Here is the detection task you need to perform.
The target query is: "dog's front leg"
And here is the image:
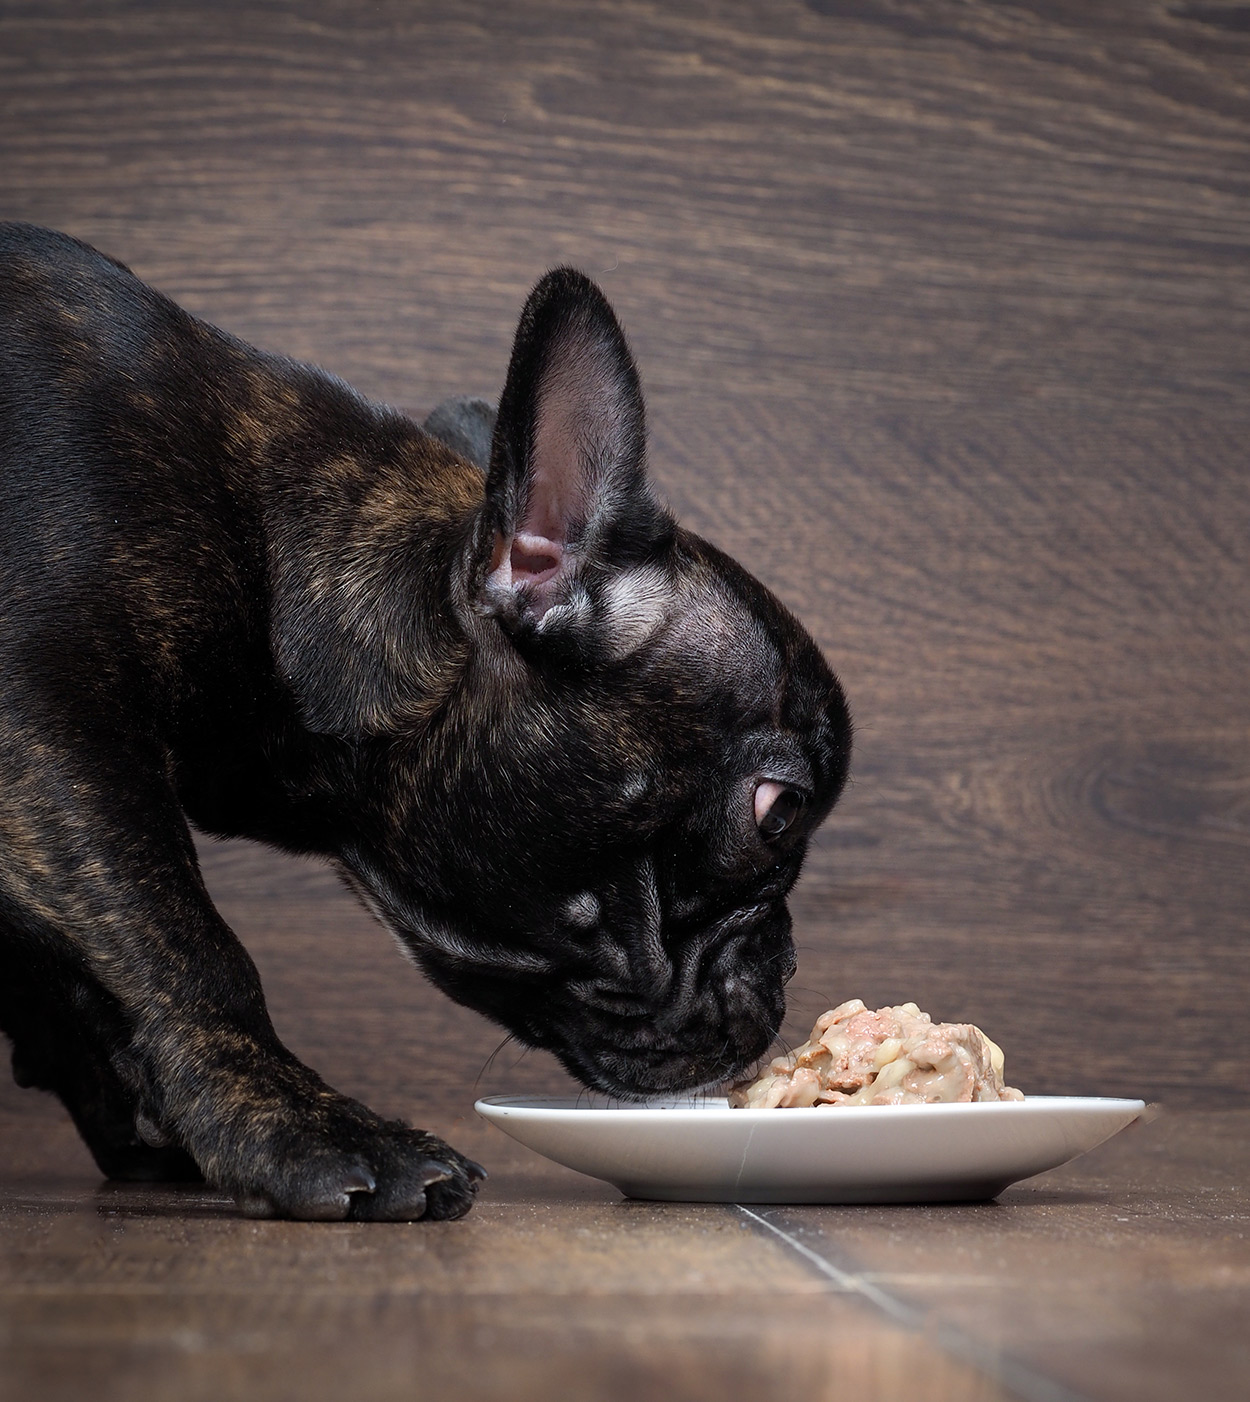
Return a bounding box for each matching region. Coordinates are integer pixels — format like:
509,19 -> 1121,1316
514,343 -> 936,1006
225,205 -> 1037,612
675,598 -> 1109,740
0,734 -> 483,1220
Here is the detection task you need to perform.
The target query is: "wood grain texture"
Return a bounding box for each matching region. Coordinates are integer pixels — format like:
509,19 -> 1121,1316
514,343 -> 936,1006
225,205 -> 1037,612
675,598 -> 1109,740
4,0 -> 1247,412
1,1107 -> 1245,1402
753,1109 -> 1250,1402
0,7 -> 1248,1395
0,1123 -> 1017,1402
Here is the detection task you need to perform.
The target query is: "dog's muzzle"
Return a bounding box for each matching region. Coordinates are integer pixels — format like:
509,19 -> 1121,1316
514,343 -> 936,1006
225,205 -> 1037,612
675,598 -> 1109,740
542,902 -> 795,1099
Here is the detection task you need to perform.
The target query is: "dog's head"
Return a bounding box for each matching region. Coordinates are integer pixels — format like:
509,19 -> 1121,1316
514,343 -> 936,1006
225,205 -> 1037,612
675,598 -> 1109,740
294,270 -> 850,1097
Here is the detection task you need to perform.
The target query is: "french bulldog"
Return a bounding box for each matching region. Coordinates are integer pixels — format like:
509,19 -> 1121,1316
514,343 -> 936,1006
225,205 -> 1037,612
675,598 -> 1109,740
0,223 -> 851,1220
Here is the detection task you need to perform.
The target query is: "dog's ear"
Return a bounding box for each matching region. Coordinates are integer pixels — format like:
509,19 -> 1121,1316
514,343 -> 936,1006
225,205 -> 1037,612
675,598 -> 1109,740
468,268 -> 673,646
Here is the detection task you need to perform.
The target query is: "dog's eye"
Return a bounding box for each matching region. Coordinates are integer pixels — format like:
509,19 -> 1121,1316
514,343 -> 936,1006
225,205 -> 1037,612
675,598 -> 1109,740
754,781 -> 805,839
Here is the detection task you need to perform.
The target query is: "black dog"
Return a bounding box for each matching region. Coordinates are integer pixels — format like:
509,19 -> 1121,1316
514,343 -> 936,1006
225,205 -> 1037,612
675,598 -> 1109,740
0,224 -> 850,1220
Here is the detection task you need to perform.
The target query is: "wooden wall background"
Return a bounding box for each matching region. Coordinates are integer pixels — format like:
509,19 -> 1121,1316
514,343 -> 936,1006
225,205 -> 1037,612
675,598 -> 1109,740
1,0 -> 1247,1160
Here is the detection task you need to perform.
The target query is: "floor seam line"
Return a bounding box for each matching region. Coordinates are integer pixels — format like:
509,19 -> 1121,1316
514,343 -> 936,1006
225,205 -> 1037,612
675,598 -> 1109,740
736,1206 -> 1092,1402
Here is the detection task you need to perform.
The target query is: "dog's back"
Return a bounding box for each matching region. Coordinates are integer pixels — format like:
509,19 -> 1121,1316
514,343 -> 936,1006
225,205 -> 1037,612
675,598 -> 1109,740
0,224 -> 256,664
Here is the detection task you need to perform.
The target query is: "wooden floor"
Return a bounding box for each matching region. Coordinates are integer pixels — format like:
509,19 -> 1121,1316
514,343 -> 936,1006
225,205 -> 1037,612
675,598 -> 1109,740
1,1 -> 1248,1398
3,1101 -> 1248,1402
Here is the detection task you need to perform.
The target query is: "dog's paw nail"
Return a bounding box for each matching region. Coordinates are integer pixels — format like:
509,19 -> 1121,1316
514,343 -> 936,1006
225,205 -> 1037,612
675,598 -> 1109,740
343,1168 -> 376,1196
464,1158 -> 488,1182
417,1160 -> 454,1189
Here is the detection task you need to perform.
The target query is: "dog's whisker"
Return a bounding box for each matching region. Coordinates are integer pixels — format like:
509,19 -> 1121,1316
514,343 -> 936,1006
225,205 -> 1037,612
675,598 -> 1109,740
474,1033 -> 518,1094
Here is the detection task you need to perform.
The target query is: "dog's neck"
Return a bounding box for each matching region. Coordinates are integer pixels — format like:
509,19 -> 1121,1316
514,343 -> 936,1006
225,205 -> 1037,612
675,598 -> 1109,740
254,397 -> 496,738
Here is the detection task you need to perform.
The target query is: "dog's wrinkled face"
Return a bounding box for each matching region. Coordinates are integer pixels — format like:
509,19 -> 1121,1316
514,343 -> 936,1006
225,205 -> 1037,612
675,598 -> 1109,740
334,270 -> 851,1098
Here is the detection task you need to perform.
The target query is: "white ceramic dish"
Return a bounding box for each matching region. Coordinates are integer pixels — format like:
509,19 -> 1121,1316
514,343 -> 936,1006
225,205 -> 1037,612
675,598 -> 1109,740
474,1094 -> 1146,1203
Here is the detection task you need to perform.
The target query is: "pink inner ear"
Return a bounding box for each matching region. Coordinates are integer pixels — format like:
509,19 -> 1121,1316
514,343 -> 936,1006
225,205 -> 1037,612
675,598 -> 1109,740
510,533 -> 564,586
518,324 -> 616,552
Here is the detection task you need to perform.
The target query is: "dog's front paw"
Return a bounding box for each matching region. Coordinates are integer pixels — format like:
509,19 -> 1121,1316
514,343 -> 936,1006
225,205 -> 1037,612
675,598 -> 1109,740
230,1115 -> 485,1223
346,1123 -> 486,1223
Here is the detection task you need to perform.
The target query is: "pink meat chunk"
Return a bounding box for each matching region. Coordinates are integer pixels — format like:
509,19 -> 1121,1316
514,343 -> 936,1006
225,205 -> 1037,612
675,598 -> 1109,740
728,999 -> 1024,1108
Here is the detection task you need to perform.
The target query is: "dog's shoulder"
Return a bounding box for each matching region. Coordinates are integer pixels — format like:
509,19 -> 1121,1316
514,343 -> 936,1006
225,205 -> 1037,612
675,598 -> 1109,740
0,222 -> 154,330
0,221 -> 137,278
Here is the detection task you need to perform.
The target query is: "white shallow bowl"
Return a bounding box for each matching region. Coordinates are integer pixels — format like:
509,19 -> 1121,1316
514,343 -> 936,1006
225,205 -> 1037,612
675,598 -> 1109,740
474,1094 -> 1146,1204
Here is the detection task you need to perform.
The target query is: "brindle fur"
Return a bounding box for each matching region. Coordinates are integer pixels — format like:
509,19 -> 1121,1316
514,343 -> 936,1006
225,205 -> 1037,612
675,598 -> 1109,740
0,224 -> 850,1220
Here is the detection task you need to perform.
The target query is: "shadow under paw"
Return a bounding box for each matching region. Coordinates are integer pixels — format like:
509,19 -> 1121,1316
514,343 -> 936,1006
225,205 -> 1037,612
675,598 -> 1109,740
97,1142 -> 206,1184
